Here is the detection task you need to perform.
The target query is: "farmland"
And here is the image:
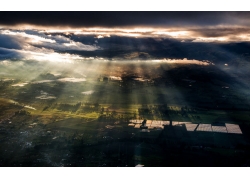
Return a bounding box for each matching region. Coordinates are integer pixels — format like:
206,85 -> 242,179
0,60 -> 250,166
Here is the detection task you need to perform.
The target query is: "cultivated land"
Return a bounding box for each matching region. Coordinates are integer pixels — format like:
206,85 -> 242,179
0,60 -> 250,166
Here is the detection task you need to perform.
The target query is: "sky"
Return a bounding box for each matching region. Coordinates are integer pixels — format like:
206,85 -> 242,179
1,11 -> 250,62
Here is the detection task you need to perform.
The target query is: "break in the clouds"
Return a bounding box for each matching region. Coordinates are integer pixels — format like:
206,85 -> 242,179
0,29 -> 100,61
0,29 -> 100,51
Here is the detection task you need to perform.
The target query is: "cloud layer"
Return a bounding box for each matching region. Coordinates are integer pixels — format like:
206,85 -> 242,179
0,29 -> 100,61
1,12 -> 250,63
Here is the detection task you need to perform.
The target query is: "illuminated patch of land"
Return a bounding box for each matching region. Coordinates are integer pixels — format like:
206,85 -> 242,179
0,60 -> 250,166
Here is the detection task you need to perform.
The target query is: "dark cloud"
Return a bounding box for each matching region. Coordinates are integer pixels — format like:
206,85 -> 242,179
0,34 -> 22,49
0,47 -> 23,60
191,27 -> 250,38
1,12 -> 250,27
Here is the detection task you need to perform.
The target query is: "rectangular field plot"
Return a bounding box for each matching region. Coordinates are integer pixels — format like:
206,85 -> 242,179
162,121 -> 170,125
129,120 -> 143,124
185,124 -> 198,131
134,124 -> 141,128
212,126 -> 227,133
146,120 -> 153,124
172,121 -> 179,126
197,124 -> 212,132
179,122 -> 191,125
225,124 -> 242,134
151,121 -> 163,125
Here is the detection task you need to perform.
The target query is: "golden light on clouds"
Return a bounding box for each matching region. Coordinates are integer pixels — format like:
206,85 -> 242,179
152,30 -> 190,37
2,24 -> 250,42
24,51 -> 82,63
192,37 -> 228,42
1,29 -> 56,43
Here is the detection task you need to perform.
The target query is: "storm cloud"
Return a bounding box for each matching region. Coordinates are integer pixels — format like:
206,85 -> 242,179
1,12 -> 250,27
